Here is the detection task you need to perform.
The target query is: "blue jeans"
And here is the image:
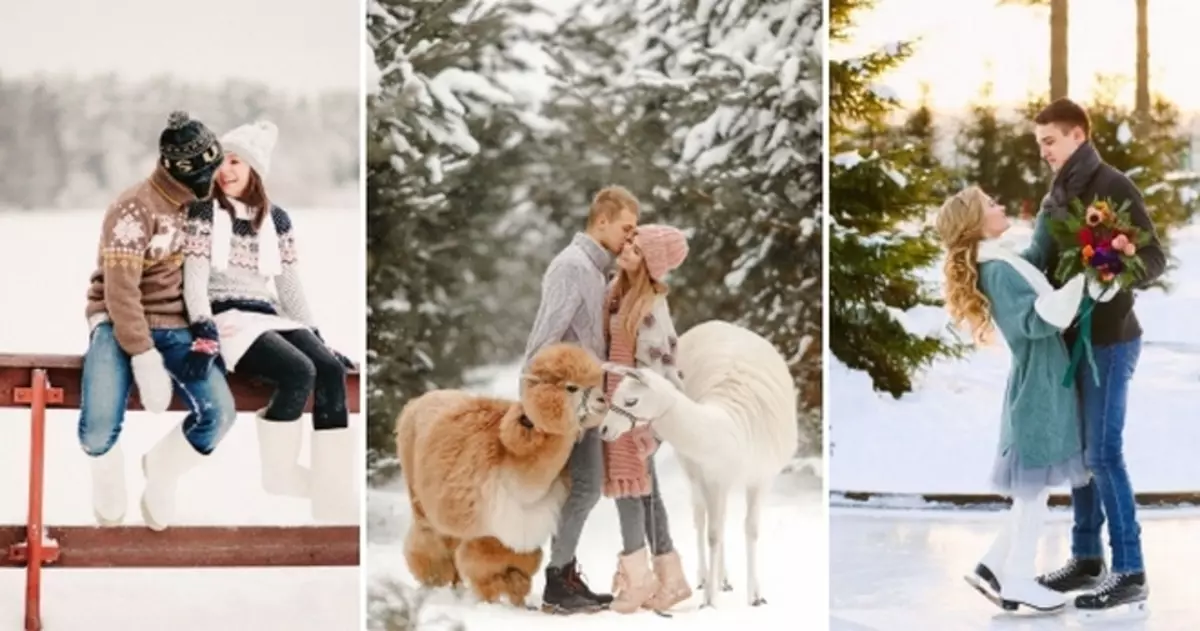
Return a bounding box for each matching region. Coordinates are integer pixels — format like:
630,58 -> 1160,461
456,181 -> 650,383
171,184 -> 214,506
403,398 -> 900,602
78,322 -> 237,457
1071,337 -> 1144,573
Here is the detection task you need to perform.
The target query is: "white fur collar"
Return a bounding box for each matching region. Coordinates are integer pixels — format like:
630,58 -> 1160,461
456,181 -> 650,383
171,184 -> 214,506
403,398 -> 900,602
975,238 -> 1053,297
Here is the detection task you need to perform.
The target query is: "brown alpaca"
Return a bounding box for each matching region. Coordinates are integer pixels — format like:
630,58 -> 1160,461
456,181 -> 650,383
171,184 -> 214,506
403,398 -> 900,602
395,343 -> 605,606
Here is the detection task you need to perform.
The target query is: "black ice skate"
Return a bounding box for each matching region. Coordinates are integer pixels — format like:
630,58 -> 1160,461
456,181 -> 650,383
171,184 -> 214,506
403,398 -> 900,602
1036,557 -> 1106,593
540,559 -> 611,614
1075,572 -> 1149,621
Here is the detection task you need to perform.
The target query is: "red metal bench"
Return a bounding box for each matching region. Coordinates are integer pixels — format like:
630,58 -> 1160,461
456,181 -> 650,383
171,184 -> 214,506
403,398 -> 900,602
0,353 -> 361,631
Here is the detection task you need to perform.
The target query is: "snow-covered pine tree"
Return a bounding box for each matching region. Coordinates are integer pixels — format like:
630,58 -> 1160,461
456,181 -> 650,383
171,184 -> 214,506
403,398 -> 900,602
365,0 -> 539,474
531,0 -> 825,449
829,0 -> 960,398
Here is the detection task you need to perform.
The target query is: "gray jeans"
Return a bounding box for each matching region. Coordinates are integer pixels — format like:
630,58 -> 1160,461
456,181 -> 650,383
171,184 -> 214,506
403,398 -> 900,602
615,456 -> 673,556
548,428 -> 604,569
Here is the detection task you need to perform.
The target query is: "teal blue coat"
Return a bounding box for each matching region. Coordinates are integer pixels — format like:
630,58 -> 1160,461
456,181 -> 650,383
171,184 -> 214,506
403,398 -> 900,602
978,261 -> 1083,469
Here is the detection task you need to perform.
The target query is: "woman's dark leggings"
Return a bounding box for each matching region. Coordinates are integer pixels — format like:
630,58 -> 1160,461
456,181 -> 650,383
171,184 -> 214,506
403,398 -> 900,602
234,329 -> 348,430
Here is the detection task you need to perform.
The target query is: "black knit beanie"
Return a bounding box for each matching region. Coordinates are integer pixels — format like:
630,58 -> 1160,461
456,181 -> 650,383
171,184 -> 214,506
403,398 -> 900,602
159,111 -> 223,199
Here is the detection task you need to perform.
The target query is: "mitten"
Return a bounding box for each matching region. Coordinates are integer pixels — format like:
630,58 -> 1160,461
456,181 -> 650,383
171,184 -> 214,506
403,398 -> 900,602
131,348 -> 173,413
313,328 -> 356,370
1034,274 -> 1086,329
180,319 -> 221,381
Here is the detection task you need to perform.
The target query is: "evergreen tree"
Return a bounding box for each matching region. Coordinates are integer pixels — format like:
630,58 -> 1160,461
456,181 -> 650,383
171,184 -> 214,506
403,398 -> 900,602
958,85 -> 1045,217
1084,78 -> 1197,240
828,0 -> 960,397
365,0 -> 537,476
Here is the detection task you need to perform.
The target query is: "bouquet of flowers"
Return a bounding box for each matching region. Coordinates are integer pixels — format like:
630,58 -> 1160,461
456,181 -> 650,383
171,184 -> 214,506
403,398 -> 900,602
1047,197 -> 1150,289
1047,196 -> 1150,387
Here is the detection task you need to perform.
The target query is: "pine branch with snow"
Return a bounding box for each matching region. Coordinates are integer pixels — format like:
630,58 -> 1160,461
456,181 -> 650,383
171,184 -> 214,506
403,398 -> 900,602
828,0 -> 962,398
366,0 -> 547,471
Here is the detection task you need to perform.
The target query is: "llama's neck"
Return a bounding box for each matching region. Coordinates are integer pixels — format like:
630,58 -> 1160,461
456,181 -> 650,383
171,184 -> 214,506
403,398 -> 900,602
649,387 -> 734,462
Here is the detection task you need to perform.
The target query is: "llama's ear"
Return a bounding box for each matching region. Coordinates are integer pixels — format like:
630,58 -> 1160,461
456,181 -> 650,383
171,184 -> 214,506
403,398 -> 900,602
625,368 -> 647,384
520,373 -> 542,384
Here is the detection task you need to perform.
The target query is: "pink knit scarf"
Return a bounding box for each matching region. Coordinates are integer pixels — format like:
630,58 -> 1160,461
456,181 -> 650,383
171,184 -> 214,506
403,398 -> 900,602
602,291 -> 653,499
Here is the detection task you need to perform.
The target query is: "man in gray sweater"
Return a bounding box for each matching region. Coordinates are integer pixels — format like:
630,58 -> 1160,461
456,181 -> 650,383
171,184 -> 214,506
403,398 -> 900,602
525,185 -> 640,614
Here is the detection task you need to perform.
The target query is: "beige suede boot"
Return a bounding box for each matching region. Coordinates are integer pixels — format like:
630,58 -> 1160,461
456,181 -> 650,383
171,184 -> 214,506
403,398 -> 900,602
610,548 -> 660,614
645,550 -> 693,611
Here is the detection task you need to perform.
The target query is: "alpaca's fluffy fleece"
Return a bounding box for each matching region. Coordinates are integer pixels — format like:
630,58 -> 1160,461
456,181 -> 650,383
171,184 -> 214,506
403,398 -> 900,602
394,343 -> 604,606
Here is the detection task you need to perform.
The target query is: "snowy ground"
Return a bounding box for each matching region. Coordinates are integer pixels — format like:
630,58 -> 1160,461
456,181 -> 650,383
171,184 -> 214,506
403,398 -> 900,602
0,209 -> 363,630
368,366 -> 825,631
829,221 -> 1200,627
830,221 -> 1200,496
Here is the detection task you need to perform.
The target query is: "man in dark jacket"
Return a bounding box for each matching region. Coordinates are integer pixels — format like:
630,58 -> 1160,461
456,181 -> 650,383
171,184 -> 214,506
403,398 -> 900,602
1022,98 -> 1165,613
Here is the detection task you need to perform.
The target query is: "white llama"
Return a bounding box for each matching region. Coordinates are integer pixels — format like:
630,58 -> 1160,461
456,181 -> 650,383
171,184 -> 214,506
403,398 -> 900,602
599,320 -> 798,608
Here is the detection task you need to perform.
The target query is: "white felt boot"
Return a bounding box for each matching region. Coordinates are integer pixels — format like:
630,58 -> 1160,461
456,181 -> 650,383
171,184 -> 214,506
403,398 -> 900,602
310,428 -> 358,523
256,412 -> 311,497
140,425 -> 206,531
1000,492 -> 1066,612
90,443 -> 127,526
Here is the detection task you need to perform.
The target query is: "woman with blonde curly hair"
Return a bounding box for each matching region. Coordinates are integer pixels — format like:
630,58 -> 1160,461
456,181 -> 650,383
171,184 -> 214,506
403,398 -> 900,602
936,186 -> 1091,614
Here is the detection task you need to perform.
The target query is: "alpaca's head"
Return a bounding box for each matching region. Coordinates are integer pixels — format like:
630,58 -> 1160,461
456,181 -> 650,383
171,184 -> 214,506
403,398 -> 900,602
521,343 -> 607,434
597,364 -> 676,441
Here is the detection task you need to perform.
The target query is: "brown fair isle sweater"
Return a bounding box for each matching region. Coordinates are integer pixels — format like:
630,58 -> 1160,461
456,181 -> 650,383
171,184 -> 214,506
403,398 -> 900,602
84,166 -> 198,355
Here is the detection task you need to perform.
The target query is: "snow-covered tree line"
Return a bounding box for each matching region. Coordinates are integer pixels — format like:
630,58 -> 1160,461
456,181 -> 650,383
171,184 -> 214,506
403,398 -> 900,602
0,77 -> 357,210
366,0 -> 823,476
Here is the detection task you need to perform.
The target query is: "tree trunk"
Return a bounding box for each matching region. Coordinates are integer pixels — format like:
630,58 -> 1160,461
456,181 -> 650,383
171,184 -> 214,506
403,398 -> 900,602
1050,0 -> 1069,100
1136,0 -> 1149,117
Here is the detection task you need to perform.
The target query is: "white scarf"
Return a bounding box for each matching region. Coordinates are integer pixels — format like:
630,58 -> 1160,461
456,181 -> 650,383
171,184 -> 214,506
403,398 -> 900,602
975,238 -> 1052,297
210,199 -> 283,277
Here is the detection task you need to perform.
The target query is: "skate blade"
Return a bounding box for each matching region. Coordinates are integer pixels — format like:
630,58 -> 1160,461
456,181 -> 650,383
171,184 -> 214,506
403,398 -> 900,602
1077,600 -> 1149,623
963,575 -> 1016,612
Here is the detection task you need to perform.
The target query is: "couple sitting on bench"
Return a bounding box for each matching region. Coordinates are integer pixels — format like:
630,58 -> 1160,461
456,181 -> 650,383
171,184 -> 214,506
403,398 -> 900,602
79,111 -> 356,531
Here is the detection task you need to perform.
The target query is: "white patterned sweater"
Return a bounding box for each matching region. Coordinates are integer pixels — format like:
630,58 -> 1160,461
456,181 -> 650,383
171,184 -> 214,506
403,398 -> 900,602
181,199 -> 314,326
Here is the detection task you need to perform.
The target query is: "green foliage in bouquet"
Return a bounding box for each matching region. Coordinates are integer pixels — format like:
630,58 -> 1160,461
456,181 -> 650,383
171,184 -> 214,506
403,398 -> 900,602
1047,196 -> 1152,289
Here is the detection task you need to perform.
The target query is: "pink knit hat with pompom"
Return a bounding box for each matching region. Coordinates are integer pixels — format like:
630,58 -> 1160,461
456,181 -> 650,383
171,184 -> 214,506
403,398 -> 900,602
636,224 -> 689,280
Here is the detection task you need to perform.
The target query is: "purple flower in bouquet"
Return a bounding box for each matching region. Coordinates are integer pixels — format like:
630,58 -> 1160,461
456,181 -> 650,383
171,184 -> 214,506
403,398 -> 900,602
1090,246 -> 1124,274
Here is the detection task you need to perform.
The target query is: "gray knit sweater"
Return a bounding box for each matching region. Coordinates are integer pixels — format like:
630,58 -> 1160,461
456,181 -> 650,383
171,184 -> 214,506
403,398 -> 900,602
523,232 -> 613,366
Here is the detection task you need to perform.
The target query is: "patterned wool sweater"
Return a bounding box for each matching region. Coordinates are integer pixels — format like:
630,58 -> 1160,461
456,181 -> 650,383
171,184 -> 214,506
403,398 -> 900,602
181,200 -> 314,326
85,166 -> 198,355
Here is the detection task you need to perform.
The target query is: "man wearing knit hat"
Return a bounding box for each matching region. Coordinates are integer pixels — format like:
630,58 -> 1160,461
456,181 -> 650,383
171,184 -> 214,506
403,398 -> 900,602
524,184 -> 640,613
79,111 -> 237,533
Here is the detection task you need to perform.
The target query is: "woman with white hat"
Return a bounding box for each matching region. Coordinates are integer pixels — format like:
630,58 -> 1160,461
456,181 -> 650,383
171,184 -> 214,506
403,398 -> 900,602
180,119 -> 357,523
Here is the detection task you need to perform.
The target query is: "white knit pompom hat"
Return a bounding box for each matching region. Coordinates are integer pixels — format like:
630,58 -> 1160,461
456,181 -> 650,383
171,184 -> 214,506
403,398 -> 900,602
219,120 -> 279,178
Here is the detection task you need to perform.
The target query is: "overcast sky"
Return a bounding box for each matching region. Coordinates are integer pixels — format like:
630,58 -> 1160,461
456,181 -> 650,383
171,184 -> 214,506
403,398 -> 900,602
0,0 -> 359,95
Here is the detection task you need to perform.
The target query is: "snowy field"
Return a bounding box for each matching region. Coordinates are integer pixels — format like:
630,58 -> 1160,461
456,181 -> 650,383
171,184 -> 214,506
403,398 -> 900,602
830,221 -> 1200,496
0,208 -> 363,630
368,365 -> 826,631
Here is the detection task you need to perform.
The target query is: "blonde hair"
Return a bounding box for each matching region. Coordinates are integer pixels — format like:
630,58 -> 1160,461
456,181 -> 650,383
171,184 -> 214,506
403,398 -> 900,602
606,259 -> 667,343
935,186 -> 993,344
587,185 -> 640,228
